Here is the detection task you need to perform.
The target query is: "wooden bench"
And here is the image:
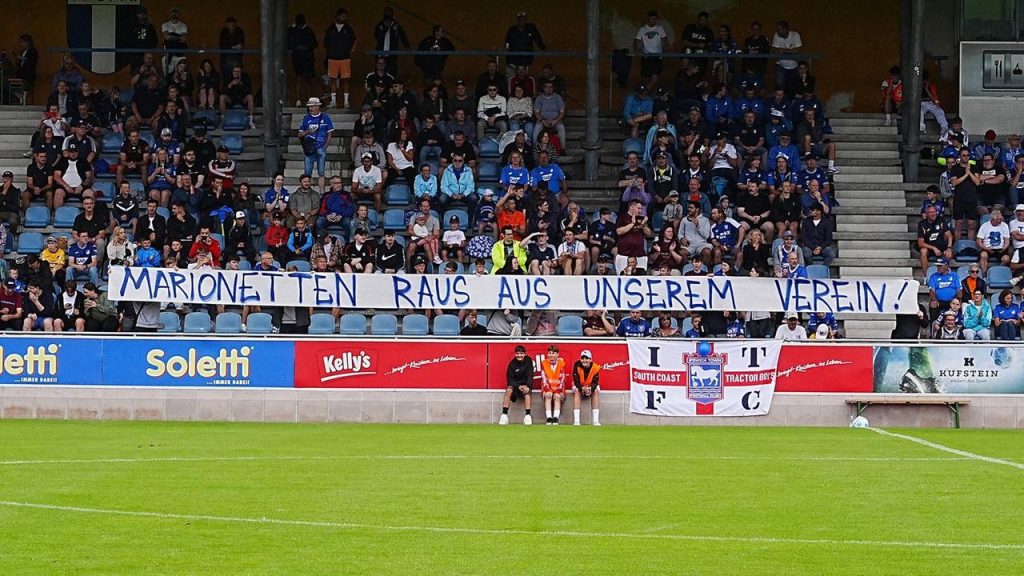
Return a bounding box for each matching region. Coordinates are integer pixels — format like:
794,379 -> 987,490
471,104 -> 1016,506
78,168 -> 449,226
846,395 -> 972,429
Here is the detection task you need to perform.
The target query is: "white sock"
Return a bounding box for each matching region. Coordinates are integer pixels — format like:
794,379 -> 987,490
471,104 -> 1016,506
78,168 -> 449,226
330,92 -> 337,104
828,159 -> 835,169
592,408 -> 600,423
573,409 -> 580,424
545,409 -> 552,419
885,113 -> 891,122
343,92 -> 350,107
553,409 -> 560,420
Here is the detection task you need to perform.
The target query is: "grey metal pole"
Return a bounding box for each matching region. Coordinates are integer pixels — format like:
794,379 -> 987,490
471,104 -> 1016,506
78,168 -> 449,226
260,0 -> 281,177
902,0 -> 925,183
582,0 -> 602,181
898,0 -> 912,139
273,0 -> 288,174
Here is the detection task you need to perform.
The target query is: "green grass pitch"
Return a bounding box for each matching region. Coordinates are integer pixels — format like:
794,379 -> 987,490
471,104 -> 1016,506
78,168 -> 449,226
0,421 -> 1021,574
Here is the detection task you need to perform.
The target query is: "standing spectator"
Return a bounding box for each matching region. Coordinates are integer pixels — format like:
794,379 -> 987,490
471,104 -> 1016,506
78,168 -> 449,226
774,312 -> 807,340
948,147 -> 980,242
218,17 -> 245,76
161,7 -> 189,76
124,8 -> 158,73
15,34 -> 39,100
287,14 -> 319,106
634,11 -> 668,86
505,11 -> 546,75
927,258 -> 960,321
771,21 -> 802,90
962,289 -> 992,341
742,22 -> 770,86
324,8 -> 358,110
414,25 -> 454,82
299,97 -> 334,192
615,199 -> 651,273
977,208 -> 1010,274
374,7 -> 409,77
992,290 -> 1020,341
51,55 -> 84,93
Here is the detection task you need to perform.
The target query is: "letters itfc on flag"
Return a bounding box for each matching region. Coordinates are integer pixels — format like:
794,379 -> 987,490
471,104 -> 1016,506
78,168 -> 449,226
628,340 -> 783,417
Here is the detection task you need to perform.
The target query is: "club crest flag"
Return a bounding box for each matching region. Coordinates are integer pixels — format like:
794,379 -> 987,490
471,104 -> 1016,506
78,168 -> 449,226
628,340 -> 783,417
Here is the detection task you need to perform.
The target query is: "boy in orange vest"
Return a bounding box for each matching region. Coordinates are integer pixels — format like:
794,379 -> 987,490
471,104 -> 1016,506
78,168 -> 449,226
540,344 -> 567,425
572,349 -> 602,426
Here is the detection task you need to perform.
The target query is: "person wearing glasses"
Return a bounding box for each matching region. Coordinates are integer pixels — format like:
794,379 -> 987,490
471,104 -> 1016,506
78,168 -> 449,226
476,84 -> 508,138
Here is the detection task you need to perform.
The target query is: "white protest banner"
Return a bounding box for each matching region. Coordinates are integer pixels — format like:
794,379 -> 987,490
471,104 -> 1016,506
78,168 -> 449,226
108,267 -> 918,313
628,340 -> 783,416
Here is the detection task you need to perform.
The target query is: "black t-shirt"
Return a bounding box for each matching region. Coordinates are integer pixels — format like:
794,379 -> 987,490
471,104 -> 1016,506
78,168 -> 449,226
120,140 -> 150,164
618,166 -> 646,185
73,212 -> 107,238
743,34 -> 771,72
682,24 -> 712,49
734,123 -> 764,147
917,218 -> 950,250
442,141 -> 477,163
527,242 -> 556,264
26,162 -> 54,189
132,86 -> 163,118
949,164 -> 977,203
976,165 -> 1008,204
741,192 -> 771,221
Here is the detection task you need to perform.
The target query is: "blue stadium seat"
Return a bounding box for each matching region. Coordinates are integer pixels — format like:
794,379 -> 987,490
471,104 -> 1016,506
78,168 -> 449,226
182,311 -> 212,333
925,265 -> 938,279
989,266 -> 1013,289
237,260 -> 252,270
54,206 -> 80,229
191,109 -> 218,129
979,213 -> 992,227
101,132 -> 124,154
92,181 -> 116,201
478,138 -> 500,158
138,131 -> 156,149
680,316 -> 693,334
129,181 -> 145,197
402,313 -> 430,336
366,208 -> 380,230
651,211 -> 665,233
339,313 -> 367,336
285,260 -> 312,272
210,233 -> 225,253
308,313 -> 337,335
383,208 -> 407,231
17,232 -> 44,254
370,313 -> 398,335
118,88 -> 133,106
222,109 -> 249,131
158,311 -> 181,333
23,207 -> 50,228
214,312 -> 243,334
156,207 -> 171,220
622,138 -> 644,157
806,264 -> 830,279
556,315 -> 584,336
954,239 -> 979,263
478,161 -> 499,181
432,314 -> 460,336
443,209 -> 470,231
220,134 -> 244,155
386,184 -> 410,206
957,265 -> 972,281
245,312 -> 274,334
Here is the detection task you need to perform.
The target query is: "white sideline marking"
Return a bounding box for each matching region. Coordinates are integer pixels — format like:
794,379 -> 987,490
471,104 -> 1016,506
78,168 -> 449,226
870,428 -> 1024,471
0,454 -> 968,466
0,500 -> 1021,551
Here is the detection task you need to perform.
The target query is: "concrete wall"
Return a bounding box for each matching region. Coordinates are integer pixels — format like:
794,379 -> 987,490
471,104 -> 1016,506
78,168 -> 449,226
3,386 -> 1022,428
8,0 -> 901,111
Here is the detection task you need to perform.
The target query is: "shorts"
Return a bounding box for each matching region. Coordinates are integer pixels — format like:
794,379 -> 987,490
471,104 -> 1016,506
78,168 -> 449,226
810,142 -> 830,157
508,382 -> 532,402
640,56 -> 664,78
542,386 -> 566,397
951,198 -> 977,221
327,59 -> 352,80
574,383 -> 600,394
31,316 -> 51,330
687,242 -> 712,257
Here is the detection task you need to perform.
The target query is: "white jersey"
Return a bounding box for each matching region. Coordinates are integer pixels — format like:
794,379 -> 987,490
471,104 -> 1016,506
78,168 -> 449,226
635,24 -> 668,55
977,221 -> 1010,250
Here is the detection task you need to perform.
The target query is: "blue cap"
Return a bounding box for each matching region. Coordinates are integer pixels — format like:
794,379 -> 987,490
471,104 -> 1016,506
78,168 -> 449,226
936,257 -> 949,265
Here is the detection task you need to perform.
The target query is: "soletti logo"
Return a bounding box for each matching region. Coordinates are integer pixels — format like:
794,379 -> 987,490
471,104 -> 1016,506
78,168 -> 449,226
318,350 -> 377,382
0,344 -> 60,376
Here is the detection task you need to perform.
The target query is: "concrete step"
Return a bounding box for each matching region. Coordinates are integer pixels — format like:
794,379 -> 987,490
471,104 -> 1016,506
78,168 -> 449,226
837,223 -> 910,233
833,126 -> 898,135
834,249 -> 910,259
843,318 -> 896,340
831,165 -> 902,175
829,113 -> 887,120
834,232 -> 916,241
833,141 -> 900,151
832,173 -> 903,183
828,134 -> 901,143
836,149 -> 901,160
839,214 -> 907,224
833,206 -> 918,216
828,118 -> 891,127
836,189 -> 908,200
838,266 -> 913,278
833,257 -> 917,267
837,239 -> 911,250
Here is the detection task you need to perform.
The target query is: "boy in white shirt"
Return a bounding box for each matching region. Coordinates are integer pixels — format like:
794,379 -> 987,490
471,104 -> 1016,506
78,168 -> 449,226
441,215 -> 466,263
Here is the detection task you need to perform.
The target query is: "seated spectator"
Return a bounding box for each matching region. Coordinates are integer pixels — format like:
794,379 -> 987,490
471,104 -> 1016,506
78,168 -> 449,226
445,109 -> 476,145
225,211 -> 255,264
485,308 -> 523,336
796,109 -> 837,174
651,313 -> 681,337
509,65 -> 537,98
438,153 -> 476,213
616,310 -> 651,337
976,153 -> 1007,211
619,255 -> 647,276
496,196 -> 527,240
352,152 -> 384,211
960,263 -> 987,299
927,258 -> 960,321
683,314 -> 706,338
679,201 -> 712,265
709,206 -> 740,266
147,147 -> 177,207
491,226 -> 528,274
23,150 -> 55,211
507,86 -> 535,138
343,228 -> 375,273
53,279 -> 86,332
66,231 -> 100,286
40,236 -> 67,283
737,180 -> 774,242
774,231 -> 804,276
126,74 -> 164,133
808,312 -> 839,340
742,229 -> 771,276
522,231 -> 557,275
557,229 -> 586,275
533,81 -> 566,146
615,200 -> 652,273
286,217 -> 314,261
406,198 -> 441,265
771,181 -> 802,238
475,188 -> 497,237
622,84 -> 653,139
416,116 -> 445,165
441,215 -> 466,262
880,65 -> 902,127
111,182 -> 140,230
580,308 -> 614,336
116,129 -> 151,188
917,205 -> 953,277
588,208 -> 617,265
207,145 -> 237,192
460,310 -> 489,336
22,280 -> 56,332
933,310 -> 964,340
53,144 -> 94,209
476,84 -> 508,137
774,312 -> 807,340
992,290 -> 1020,341
962,289 -> 992,340
317,177 -> 355,232
219,65 -> 256,129
106,226 -> 136,268
801,203 -> 835,266
768,132 -> 801,173
189,225 -> 222,267
919,70 -> 948,136
82,282 -> 118,332
919,184 -> 945,219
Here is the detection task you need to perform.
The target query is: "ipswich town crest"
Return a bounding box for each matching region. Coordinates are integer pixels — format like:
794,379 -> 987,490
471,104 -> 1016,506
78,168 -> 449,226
683,342 -> 726,404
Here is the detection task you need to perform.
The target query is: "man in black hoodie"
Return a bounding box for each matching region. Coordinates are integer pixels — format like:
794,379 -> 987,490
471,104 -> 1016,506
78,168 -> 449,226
500,345 -> 534,425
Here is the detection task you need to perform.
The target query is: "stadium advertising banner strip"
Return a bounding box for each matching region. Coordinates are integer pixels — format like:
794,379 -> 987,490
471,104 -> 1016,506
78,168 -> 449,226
0,337 -> 293,387
486,342 -> 632,391
293,341 -> 490,388
873,345 -> 1024,394
775,345 -> 873,393
108,267 -> 919,313
628,340 -> 783,417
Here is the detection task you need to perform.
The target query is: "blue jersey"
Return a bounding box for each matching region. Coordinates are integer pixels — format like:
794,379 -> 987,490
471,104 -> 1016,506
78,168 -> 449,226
500,165 -> 530,188
796,167 -> 829,191
711,220 -> 738,249
530,164 -> 566,193
808,313 -> 838,332
920,198 -> 945,218
768,144 -> 802,171
616,317 -> 651,337
67,242 -> 98,267
733,97 -> 765,121
928,271 -> 959,302
737,169 -> 765,188
300,112 -> 335,149
994,303 -> 1020,321
726,320 -> 745,338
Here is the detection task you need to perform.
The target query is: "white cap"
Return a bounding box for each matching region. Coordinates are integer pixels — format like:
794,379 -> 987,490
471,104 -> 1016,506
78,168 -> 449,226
1015,204 -> 1024,213
815,324 -> 830,338
580,349 -> 592,359
306,97 -> 322,107
235,210 -> 246,219
786,312 -> 799,320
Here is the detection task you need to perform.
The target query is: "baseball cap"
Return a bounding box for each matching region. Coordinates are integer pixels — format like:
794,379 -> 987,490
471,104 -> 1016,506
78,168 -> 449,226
1016,204 -> 1024,213
786,312 -> 799,320
361,152 -> 374,160
815,324 -> 831,339
770,109 -> 784,118
667,190 -> 679,197
936,257 -> 949,266
45,236 -> 56,243
482,188 -> 494,197
67,142 -> 78,151
804,152 -> 818,160
580,349 -> 592,359
160,128 -> 173,137
194,126 -> 207,135
449,215 -> 460,223
782,230 -> 794,238
306,97 -> 322,107
354,228 -> 368,236
217,144 -> 230,153
234,210 -> 246,219
412,254 -> 427,265
1,171 -> 12,178
455,79 -> 465,86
